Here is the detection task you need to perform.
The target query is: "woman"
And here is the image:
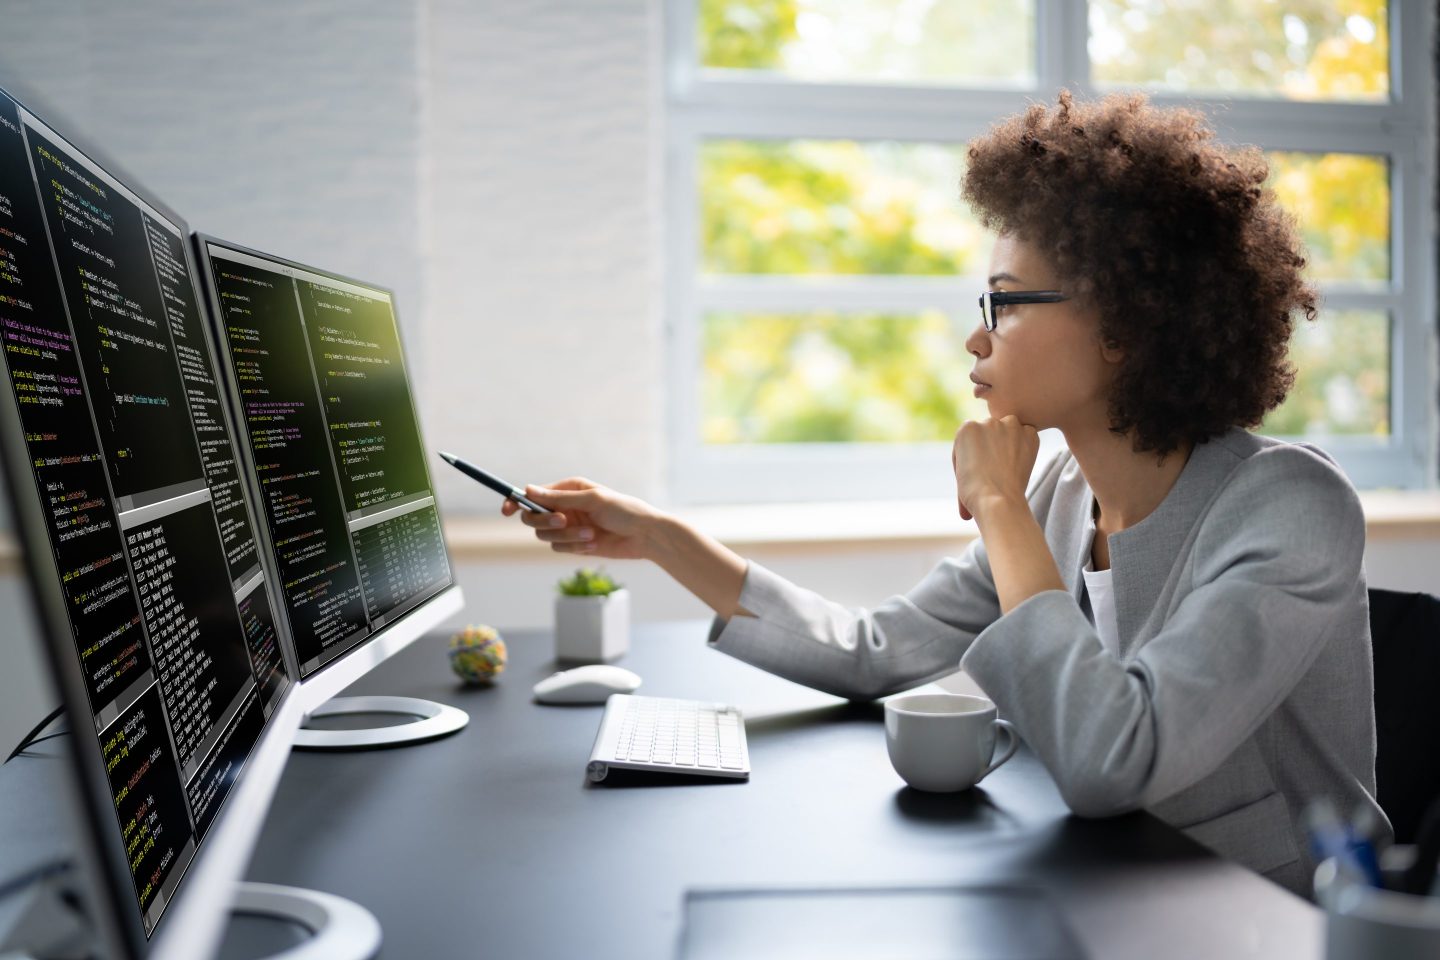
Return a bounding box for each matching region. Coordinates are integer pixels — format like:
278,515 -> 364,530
503,91 -> 1384,894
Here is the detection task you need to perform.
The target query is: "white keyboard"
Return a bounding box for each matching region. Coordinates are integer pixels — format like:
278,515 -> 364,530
586,694 -> 750,782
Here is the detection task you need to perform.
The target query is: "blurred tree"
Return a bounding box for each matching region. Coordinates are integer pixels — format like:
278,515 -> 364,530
1090,0 -> 1388,101
699,0 -> 1031,84
1270,152 -> 1389,283
696,1 -> 1392,444
702,140 -> 984,275
704,311 -> 986,443
1263,311 -> 1389,436
700,0 -> 798,70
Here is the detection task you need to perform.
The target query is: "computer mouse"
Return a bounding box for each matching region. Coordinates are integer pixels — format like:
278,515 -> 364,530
532,664 -> 642,704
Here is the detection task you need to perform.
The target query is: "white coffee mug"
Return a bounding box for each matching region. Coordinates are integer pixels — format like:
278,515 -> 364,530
884,693 -> 1018,793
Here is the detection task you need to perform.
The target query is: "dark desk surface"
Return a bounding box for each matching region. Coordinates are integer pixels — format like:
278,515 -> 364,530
238,622 -> 1322,959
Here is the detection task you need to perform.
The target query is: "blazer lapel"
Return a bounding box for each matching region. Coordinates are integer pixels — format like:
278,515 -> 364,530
1042,454 -> 1097,607
1106,436 -> 1241,657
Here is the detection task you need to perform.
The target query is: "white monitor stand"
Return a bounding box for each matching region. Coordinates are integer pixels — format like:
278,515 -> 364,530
227,882 -> 381,960
288,587 -> 468,751
291,695 -> 468,750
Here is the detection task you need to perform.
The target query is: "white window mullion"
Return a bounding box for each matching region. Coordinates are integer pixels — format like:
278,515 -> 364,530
698,276 -> 978,315
1037,0 -> 1093,95
681,78 -> 1042,122
1317,289 -> 1403,312
1390,101 -> 1436,481
664,0 -> 700,101
668,1 -> 1434,502
671,98 -> 1020,144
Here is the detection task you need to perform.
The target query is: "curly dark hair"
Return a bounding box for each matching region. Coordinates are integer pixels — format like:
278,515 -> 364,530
962,90 -> 1317,457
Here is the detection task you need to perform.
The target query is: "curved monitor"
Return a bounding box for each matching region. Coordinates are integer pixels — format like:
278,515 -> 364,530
0,79 -> 304,959
192,236 -> 461,711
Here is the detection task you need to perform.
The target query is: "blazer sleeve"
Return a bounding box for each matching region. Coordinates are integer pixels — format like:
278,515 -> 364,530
706,537 -> 1003,700
960,445 -> 1367,817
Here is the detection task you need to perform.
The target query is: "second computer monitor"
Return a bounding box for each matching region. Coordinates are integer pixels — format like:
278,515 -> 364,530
193,237 -> 457,688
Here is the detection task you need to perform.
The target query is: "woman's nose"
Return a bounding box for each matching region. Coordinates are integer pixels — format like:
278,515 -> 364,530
965,322 -> 991,359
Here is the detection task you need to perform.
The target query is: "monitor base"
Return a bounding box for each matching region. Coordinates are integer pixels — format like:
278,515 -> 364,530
292,696 -> 468,750
229,882 -> 381,960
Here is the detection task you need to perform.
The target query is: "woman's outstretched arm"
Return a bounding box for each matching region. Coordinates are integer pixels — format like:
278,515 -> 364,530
501,478 -> 752,619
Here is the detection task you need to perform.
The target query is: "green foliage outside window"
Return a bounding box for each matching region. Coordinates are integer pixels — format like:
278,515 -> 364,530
704,311 -> 986,444
699,0 -> 1032,85
696,1 -> 1394,445
1090,0 -> 1388,101
1263,311 -> 1389,437
700,0 -> 799,71
701,140 -> 984,276
1269,152 -> 1389,283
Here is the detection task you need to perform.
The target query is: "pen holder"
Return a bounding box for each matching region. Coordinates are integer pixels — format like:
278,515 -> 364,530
1315,852 -> 1440,960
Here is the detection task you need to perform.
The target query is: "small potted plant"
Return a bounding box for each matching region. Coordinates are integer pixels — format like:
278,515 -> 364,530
554,567 -> 629,663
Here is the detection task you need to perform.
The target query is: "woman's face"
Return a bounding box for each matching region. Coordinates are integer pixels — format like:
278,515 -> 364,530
966,234 -> 1119,431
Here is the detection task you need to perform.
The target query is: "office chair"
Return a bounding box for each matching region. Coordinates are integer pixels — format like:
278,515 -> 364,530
1368,587 -> 1440,844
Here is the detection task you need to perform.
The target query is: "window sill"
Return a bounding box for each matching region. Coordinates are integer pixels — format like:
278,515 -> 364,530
443,498 -> 982,559
1,491 -> 1436,572
439,489 -> 1440,560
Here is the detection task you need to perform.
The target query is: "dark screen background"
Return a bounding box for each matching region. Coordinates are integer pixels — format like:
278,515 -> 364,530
0,96 -> 149,710
0,88 -> 288,938
212,256 -> 369,671
300,279 -> 430,512
26,126 -> 203,503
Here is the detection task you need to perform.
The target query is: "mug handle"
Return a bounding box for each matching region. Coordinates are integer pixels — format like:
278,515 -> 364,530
978,718 -> 1019,782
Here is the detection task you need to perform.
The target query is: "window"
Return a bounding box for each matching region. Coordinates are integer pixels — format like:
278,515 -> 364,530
667,1 -> 1434,503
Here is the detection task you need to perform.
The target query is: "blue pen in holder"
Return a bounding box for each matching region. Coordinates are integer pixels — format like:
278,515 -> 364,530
1315,850 -> 1440,960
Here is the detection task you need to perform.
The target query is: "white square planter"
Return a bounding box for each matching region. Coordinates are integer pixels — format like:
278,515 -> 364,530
554,589 -> 630,663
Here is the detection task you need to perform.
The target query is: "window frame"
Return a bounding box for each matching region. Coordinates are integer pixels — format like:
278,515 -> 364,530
666,0 -> 1436,503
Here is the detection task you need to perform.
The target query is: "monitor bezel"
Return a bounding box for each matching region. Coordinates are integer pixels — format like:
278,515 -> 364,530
190,232 -> 463,712
0,74 -> 306,960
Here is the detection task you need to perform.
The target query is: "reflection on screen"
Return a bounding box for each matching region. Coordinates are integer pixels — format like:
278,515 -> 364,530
0,89 -> 287,935
203,243 -> 451,678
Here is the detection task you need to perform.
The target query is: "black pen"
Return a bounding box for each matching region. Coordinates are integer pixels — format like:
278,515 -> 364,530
437,451 -> 553,514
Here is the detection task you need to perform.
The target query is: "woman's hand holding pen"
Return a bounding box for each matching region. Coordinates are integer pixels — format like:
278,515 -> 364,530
502,477 -> 751,618
501,478 -> 660,560
951,415 -> 1040,523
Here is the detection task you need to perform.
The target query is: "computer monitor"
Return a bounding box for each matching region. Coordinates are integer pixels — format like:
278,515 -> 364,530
0,79 -> 319,959
192,236 -> 464,747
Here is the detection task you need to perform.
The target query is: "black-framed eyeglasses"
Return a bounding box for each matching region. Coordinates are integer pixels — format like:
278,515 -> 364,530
978,290 -> 1069,332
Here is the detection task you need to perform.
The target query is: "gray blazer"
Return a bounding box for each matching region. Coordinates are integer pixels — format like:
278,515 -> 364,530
708,429 -> 1385,894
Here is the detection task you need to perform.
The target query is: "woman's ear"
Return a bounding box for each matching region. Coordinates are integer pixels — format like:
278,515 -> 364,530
1100,339 -> 1124,364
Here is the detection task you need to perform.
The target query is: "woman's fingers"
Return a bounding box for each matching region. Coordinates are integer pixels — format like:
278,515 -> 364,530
544,476 -> 597,492
519,509 -> 567,529
503,478 -> 638,559
534,526 -> 594,544
525,483 -> 604,513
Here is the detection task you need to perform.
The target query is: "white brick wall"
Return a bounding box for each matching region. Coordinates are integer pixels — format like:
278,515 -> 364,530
0,0 -> 426,362
421,0 -> 664,514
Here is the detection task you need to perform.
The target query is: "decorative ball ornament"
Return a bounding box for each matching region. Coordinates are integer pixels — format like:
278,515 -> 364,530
448,624 -> 507,684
